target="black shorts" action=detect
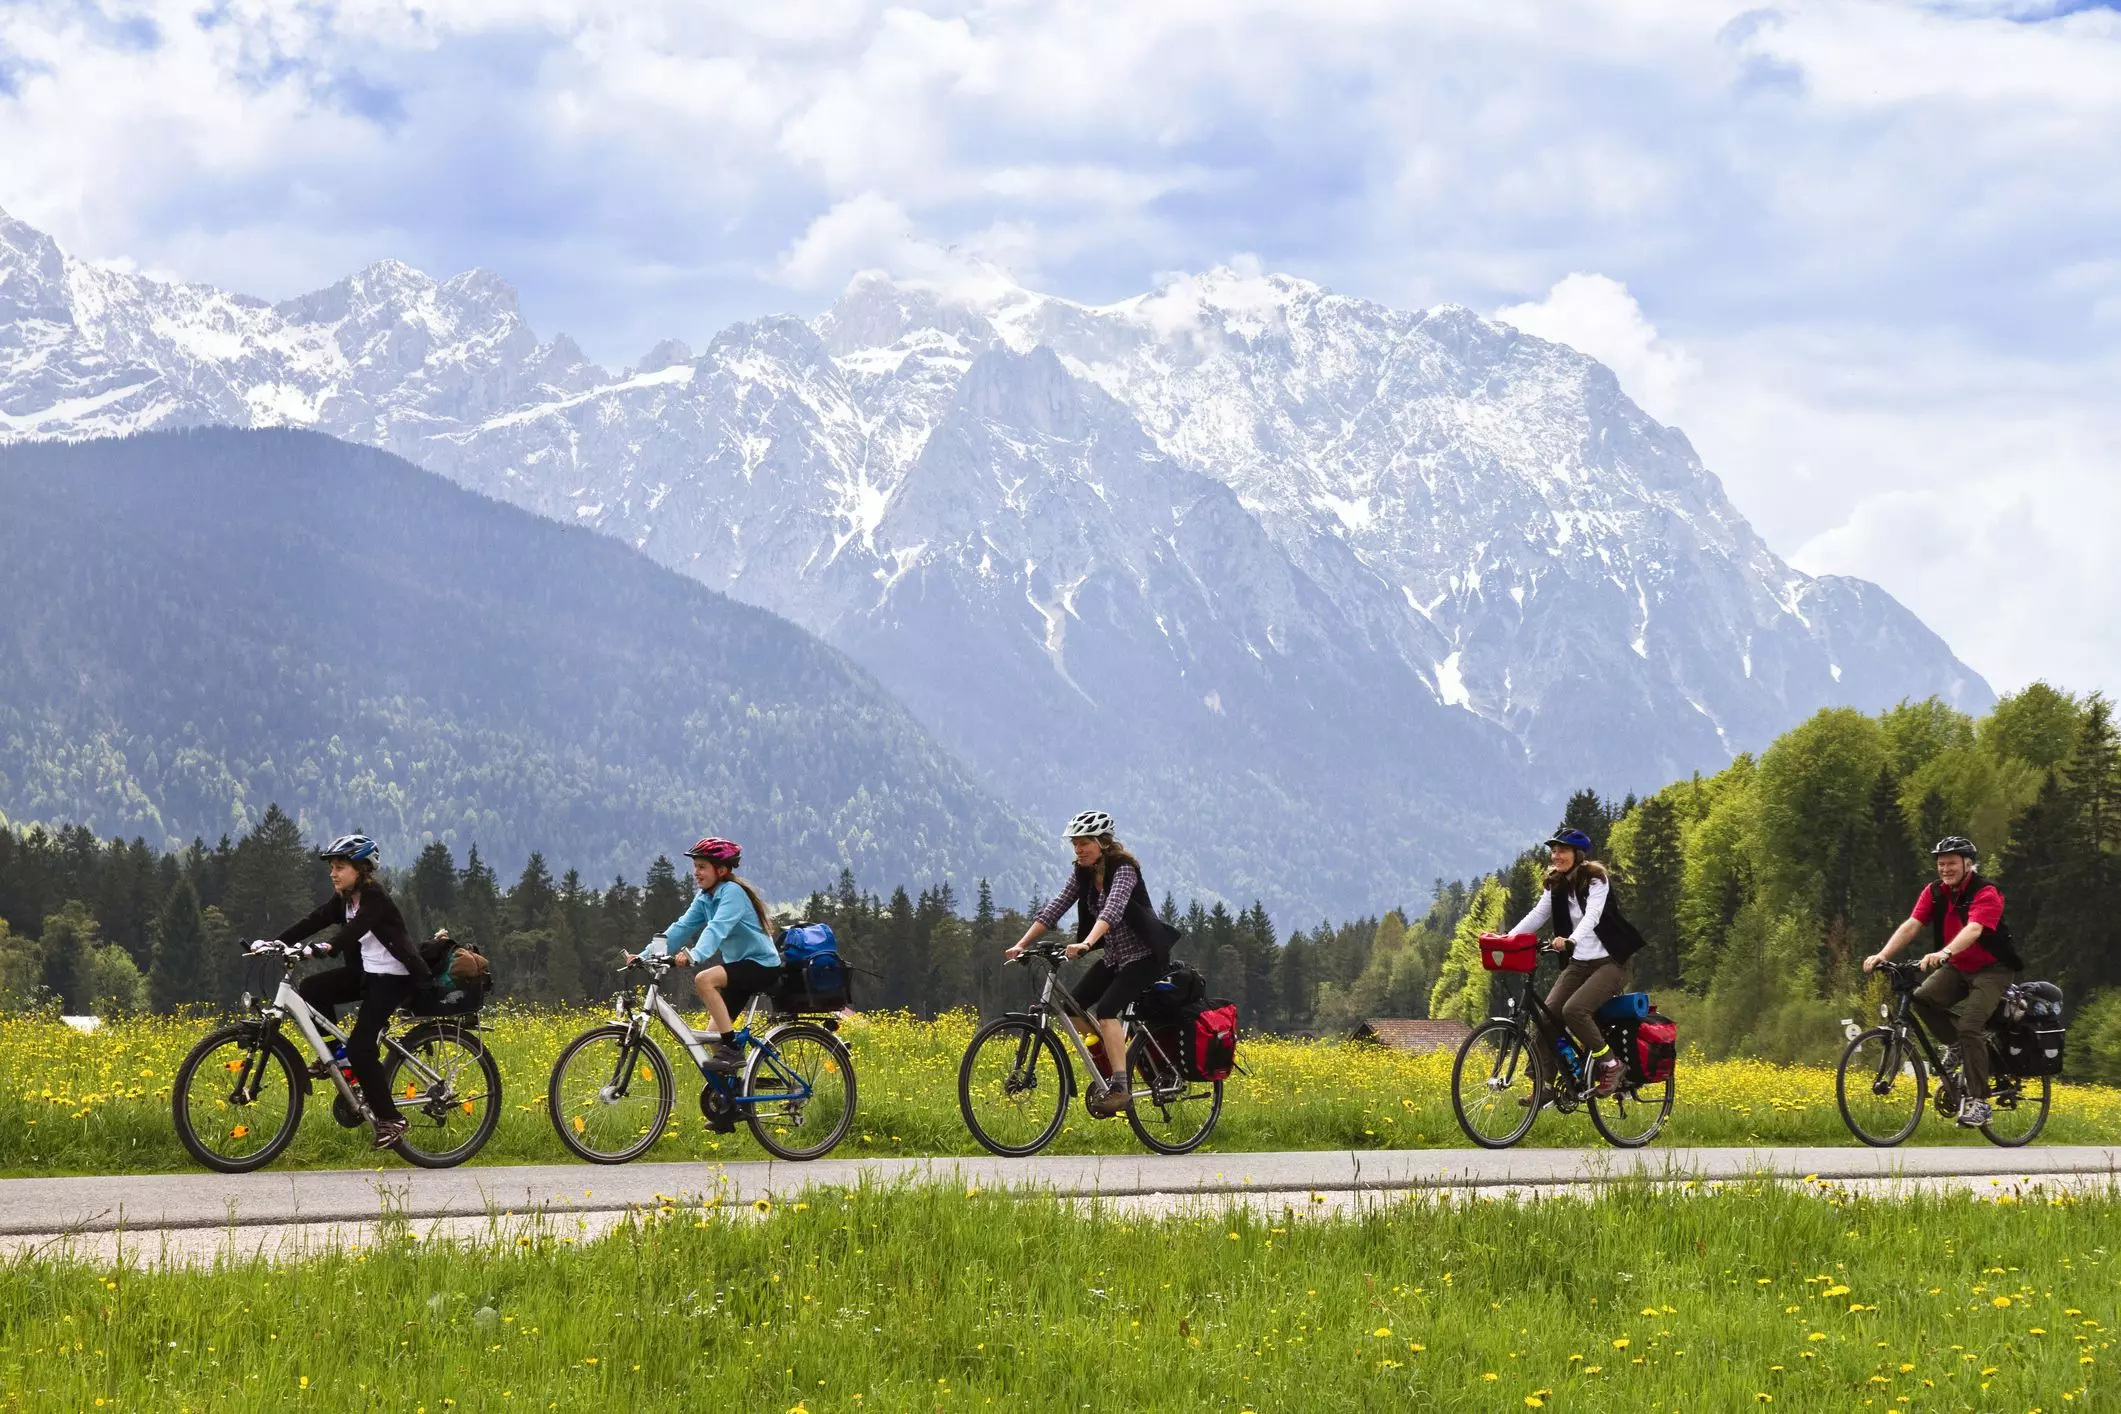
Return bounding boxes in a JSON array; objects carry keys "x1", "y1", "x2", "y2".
[
  {"x1": 1071, "y1": 954, "x2": 1164, "y2": 1021},
  {"x1": 712, "y1": 958, "x2": 781, "y2": 1017}
]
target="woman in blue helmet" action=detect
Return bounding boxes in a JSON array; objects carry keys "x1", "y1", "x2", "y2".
[
  {"x1": 1505, "y1": 828, "x2": 1647, "y2": 1107},
  {"x1": 260, "y1": 833, "x2": 433, "y2": 1150}
]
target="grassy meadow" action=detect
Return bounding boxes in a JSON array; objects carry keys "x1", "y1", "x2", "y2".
[
  {"x1": 3, "y1": 1008, "x2": 2118, "y2": 1176},
  {"x1": 0, "y1": 1179, "x2": 2115, "y2": 1410}
]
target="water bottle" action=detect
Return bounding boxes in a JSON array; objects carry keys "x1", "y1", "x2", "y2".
[
  {"x1": 1556, "y1": 1034, "x2": 1580, "y2": 1079},
  {"x1": 330, "y1": 1037, "x2": 355, "y2": 1086}
]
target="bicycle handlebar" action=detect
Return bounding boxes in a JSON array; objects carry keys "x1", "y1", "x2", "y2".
[{"x1": 246, "y1": 939, "x2": 328, "y2": 962}]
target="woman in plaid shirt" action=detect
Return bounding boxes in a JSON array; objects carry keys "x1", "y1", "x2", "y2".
[{"x1": 1007, "y1": 810, "x2": 1181, "y2": 1117}]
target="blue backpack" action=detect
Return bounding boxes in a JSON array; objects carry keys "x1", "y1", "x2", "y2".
[{"x1": 776, "y1": 923, "x2": 850, "y2": 1013}]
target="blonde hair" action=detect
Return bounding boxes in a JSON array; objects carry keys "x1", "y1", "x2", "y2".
[{"x1": 727, "y1": 871, "x2": 780, "y2": 940}]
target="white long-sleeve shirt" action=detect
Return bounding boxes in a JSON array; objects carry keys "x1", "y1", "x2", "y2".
[{"x1": 1508, "y1": 877, "x2": 1611, "y2": 962}]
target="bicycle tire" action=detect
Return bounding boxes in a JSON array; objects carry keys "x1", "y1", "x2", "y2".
[
  {"x1": 1589, "y1": 1072, "x2": 1673, "y2": 1149},
  {"x1": 172, "y1": 1023, "x2": 307, "y2": 1173},
  {"x1": 385, "y1": 1023, "x2": 503, "y2": 1169},
  {"x1": 959, "y1": 1017, "x2": 1073, "y2": 1157},
  {"x1": 1982, "y1": 1073, "x2": 2051, "y2": 1148},
  {"x1": 1123, "y1": 1034, "x2": 1222, "y2": 1155},
  {"x1": 744, "y1": 1021, "x2": 856, "y2": 1161},
  {"x1": 1451, "y1": 1019, "x2": 1541, "y2": 1149},
  {"x1": 1835, "y1": 1027, "x2": 1927, "y2": 1147},
  {"x1": 549, "y1": 1025, "x2": 675, "y2": 1164}
]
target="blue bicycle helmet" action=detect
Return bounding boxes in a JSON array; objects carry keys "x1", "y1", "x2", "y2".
[
  {"x1": 1546, "y1": 828, "x2": 1594, "y2": 853},
  {"x1": 319, "y1": 833, "x2": 380, "y2": 865}
]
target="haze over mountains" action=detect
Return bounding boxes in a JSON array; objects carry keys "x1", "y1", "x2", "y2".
[
  {"x1": 0, "y1": 429, "x2": 1044, "y2": 904},
  {"x1": 0, "y1": 209, "x2": 1990, "y2": 913}
]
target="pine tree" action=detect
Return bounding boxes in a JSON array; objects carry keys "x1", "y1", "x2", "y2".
[
  {"x1": 643, "y1": 856, "x2": 686, "y2": 932},
  {"x1": 1428, "y1": 877, "x2": 1506, "y2": 1026},
  {"x1": 410, "y1": 841, "x2": 459, "y2": 922},
  {"x1": 1627, "y1": 795, "x2": 1684, "y2": 989},
  {"x1": 221, "y1": 805, "x2": 317, "y2": 945},
  {"x1": 39, "y1": 902, "x2": 97, "y2": 1013},
  {"x1": 149, "y1": 878, "x2": 210, "y2": 1012}
]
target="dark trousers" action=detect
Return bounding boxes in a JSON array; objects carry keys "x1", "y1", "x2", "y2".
[
  {"x1": 1911, "y1": 963, "x2": 2015, "y2": 1099},
  {"x1": 1532, "y1": 957, "x2": 1629, "y2": 1085},
  {"x1": 299, "y1": 968, "x2": 418, "y2": 1123}
]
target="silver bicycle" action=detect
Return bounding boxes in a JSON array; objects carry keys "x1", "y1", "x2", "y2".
[
  {"x1": 171, "y1": 941, "x2": 502, "y2": 1172},
  {"x1": 546, "y1": 949, "x2": 856, "y2": 1163}
]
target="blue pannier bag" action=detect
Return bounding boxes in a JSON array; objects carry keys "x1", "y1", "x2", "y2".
[
  {"x1": 775, "y1": 923, "x2": 851, "y2": 1013},
  {"x1": 1594, "y1": 991, "x2": 1652, "y2": 1024}
]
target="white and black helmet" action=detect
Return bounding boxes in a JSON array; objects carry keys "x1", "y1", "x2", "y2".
[{"x1": 1064, "y1": 810, "x2": 1115, "y2": 839}]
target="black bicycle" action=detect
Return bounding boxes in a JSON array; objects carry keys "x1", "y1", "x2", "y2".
[
  {"x1": 1449, "y1": 940, "x2": 1674, "y2": 1150},
  {"x1": 958, "y1": 939, "x2": 1222, "y2": 1156},
  {"x1": 1835, "y1": 960, "x2": 2049, "y2": 1148}
]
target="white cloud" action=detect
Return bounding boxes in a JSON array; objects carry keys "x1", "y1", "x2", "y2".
[
  {"x1": 4, "y1": 0, "x2": 2121, "y2": 691},
  {"x1": 1495, "y1": 273, "x2": 1697, "y2": 423}
]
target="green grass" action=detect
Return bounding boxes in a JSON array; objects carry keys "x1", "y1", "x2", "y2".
[
  {"x1": 0, "y1": 1181, "x2": 2115, "y2": 1410},
  {"x1": 4, "y1": 1009, "x2": 2117, "y2": 1176}
]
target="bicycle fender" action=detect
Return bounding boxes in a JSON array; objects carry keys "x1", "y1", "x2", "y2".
[{"x1": 999, "y1": 1010, "x2": 1043, "y2": 1025}]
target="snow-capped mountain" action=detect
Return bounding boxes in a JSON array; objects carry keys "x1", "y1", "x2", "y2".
[{"x1": 0, "y1": 208, "x2": 1990, "y2": 913}]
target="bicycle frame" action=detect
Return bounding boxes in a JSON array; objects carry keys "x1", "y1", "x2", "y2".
[
  {"x1": 246, "y1": 955, "x2": 462, "y2": 1118},
  {"x1": 610, "y1": 962, "x2": 812, "y2": 1108},
  {"x1": 1867, "y1": 962, "x2": 2023, "y2": 1098},
  {"x1": 1488, "y1": 960, "x2": 1587, "y2": 1088},
  {"x1": 1005, "y1": 946, "x2": 1177, "y2": 1093}
]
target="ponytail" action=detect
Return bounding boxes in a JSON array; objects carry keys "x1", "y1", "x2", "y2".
[{"x1": 730, "y1": 873, "x2": 780, "y2": 941}]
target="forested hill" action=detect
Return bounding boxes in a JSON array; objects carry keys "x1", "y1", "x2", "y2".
[{"x1": 0, "y1": 428, "x2": 1045, "y2": 898}]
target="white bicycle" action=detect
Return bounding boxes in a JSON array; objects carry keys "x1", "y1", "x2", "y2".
[{"x1": 171, "y1": 940, "x2": 502, "y2": 1172}]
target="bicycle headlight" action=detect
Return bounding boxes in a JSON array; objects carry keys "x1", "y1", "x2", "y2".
[
  {"x1": 240, "y1": 990, "x2": 254, "y2": 1012},
  {"x1": 1879, "y1": 1003, "x2": 1889, "y2": 1020}
]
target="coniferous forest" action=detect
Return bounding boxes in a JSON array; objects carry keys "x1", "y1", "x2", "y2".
[{"x1": 2, "y1": 682, "x2": 2117, "y2": 1084}]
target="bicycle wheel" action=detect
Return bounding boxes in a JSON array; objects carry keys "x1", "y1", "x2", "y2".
[
  {"x1": 1123, "y1": 1033, "x2": 1222, "y2": 1155},
  {"x1": 744, "y1": 1022, "x2": 856, "y2": 1161},
  {"x1": 1590, "y1": 1072, "x2": 1673, "y2": 1149},
  {"x1": 384, "y1": 1023, "x2": 503, "y2": 1169},
  {"x1": 1835, "y1": 1028, "x2": 1927, "y2": 1147},
  {"x1": 172, "y1": 1024, "x2": 306, "y2": 1173},
  {"x1": 549, "y1": 1026, "x2": 674, "y2": 1164},
  {"x1": 1452, "y1": 1020, "x2": 1541, "y2": 1149},
  {"x1": 959, "y1": 1017, "x2": 1072, "y2": 1157},
  {"x1": 1982, "y1": 1073, "x2": 2051, "y2": 1148}
]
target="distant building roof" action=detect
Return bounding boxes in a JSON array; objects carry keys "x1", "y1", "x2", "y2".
[{"x1": 1350, "y1": 1018, "x2": 1471, "y2": 1053}]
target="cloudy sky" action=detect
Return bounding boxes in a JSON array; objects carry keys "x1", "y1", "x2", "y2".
[{"x1": 4, "y1": 0, "x2": 2118, "y2": 696}]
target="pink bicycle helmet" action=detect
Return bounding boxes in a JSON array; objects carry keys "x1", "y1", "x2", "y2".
[{"x1": 686, "y1": 836, "x2": 742, "y2": 866}]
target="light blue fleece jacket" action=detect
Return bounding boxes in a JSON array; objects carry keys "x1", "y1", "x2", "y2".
[{"x1": 659, "y1": 884, "x2": 780, "y2": 968}]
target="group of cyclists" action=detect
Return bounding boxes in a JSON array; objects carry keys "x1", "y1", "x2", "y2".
[{"x1": 262, "y1": 807, "x2": 2022, "y2": 1153}]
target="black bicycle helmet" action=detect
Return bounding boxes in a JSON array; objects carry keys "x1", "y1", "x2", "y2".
[{"x1": 1930, "y1": 835, "x2": 1978, "y2": 864}]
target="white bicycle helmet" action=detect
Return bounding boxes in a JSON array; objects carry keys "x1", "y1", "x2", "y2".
[{"x1": 1065, "y1": 810, "x2": 1115, "y2": 838}]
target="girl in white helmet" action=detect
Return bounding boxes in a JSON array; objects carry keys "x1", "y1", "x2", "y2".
[{"x1": 1006, "y1": 811, "x2": 1180, "y2": 1118}]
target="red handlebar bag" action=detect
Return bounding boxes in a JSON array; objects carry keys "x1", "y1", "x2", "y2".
[{"x1": 1478, "y1": 932, "x2": 1541, "y2": 973}]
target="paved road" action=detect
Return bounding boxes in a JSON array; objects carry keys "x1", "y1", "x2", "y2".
[{"x1": 3, "y1": 1144, "x2": 2116, "y2": 1240}]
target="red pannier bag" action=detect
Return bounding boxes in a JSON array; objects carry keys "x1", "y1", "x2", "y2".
[
  {"x1": 1186, "y1": 1001, "x2": 1239, "y2": 1082},
  {"x1": 1478, "y1": 932, "x2": 1541, "y2": 973},
  {"x1": 1635, "y1": 1011, "x2": 1677, "y2": 1084}
]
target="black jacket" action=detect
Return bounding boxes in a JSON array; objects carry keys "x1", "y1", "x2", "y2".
[
  {"x1": 1551, "y1": 875, "x2": 1647, "y2": 965},
  {"x1": 277, "y1": 884, "x2": 433, "y2": 984},
  {"x1": 1071, "y1": 863, "x2": 1182, "y2": 964}
]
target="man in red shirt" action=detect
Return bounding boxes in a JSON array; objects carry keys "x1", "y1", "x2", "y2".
[{"x1": 1863, "y1": 835, "x2": 2022, "y2": 1127}]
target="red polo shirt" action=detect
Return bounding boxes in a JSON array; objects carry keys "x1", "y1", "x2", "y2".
[{"x1": 1910, "y1": 879, "x2": 2005, "y2": 973}]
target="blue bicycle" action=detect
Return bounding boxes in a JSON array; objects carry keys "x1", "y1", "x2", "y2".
[{"x1": 546, "y1": 950, "x2": 856, "y2": 1162}]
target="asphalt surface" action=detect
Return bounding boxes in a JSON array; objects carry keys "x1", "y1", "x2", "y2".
[{"x1": 3, "y1": 1144, "x2": 2116, "y2": 1240}]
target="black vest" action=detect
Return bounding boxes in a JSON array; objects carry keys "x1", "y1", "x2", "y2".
[
  {"x1": 1550, "y1": 874, "x2": 1646, "y2": 964},
  {"x1": 1925, "y1": 874, "x2": 2022, "y2": 971},
  {"x1": 1072, "y1": 863, "x2": 1181, "y2": 962}
]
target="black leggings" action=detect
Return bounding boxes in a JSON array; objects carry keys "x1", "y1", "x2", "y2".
[
  {"x1": 1071, "y1": 954, "x2": 1165, "y2": 1021},
  {"x1": 298, "y1": 968, "x2": 419, "y2": 1123}
]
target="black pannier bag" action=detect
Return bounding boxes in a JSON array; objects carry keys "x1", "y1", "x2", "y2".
[
  {"x1": 1994, "y1": 980, "x2": 2065, "y2": 1077},
  {"x1": 1134, "y1": 961, "x2": 1206, "y2": 1024}
]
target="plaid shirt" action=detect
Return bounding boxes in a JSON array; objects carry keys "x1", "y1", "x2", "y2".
[{"x1": 1034, "y1": 863, "x2": 1151, "y2": 967}]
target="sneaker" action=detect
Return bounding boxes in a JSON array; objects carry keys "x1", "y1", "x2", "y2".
[
  {"x1": 371, "y1": 1118, "x2": 409, "y2": 1150},
  {"x1": 1956, "y1": 1096, "x2": 1993, "y2": 1128},
  {"x1": 1591, "y1": 1057, "x2": 1625, "y2": 1098},
  {"x1": 705, "y1": 1042, "x2": 744, "y2": 1074},
  {"x1": 1086, "y1": 1079, "x2": 1130, "y2": 1119}
]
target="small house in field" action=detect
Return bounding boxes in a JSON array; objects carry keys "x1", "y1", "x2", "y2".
[{"x1": 1350, "y1": 1018, "x2": 1471, "y2": 1054}]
